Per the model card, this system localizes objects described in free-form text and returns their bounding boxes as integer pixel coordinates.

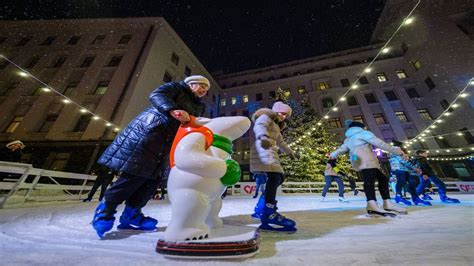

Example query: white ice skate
[320,196,325,202]
[383,199,408,215]
[338,197,349,203]
[366,200,397,217]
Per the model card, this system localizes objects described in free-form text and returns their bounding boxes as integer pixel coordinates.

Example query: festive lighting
[364,68,372,73]
[80,108,88,113]
[340,97,346,101]
[93,116,100,120]
[18,71,28,77]
[460,93,469,98]
[332,107,338,111]
[457,132,463,136]
[106,122,112,127]
[404,17,414,25]
[351,84,359,89]
[323,115,329,119]
[451,103,459,108]
[438,136,444,139]
[62,99,71,104]
[381,47,390,54]
[41,87,51,92]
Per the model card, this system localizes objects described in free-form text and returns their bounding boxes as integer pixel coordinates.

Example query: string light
[0,55,121,132]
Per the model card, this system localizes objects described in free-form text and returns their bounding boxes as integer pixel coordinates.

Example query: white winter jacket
[330,127,403,171]
[250,108,294,174]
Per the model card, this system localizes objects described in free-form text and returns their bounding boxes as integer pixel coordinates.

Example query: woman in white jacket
[330,120,408,217]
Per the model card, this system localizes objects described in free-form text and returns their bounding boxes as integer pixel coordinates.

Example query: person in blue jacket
[91,75,209,238]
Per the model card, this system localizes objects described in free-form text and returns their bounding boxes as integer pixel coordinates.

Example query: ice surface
[0,194,473,265]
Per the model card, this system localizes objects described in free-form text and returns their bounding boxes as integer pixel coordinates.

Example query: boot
[117,205,158,230]
[383,199,408,215]
[92,202,116,239]
[260,202,297,232]
[366,200,396,217]
[412,196,432,206]
[251,196,265,220]
[439,194,460,203]
[422,194,433,201]
[395,194,412,206]
[338,197,349,203]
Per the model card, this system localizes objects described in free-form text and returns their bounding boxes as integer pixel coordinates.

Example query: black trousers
[360,168,390,201]
[264,172,284,205]
[103,173,161,209]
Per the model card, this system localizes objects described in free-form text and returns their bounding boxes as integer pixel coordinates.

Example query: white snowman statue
[157,116,259,258]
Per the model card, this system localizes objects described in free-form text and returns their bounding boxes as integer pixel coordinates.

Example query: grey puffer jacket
[330,127,403,171]
[250,108,294,174]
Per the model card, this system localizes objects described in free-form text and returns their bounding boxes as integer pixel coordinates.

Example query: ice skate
[412,197,432,206]
[117,206,158,230]
[422,194,433,201]
[366,200,397,217]
[354,190,359,196]
[259,203,297,233]
[383,199,407,215]
[440,194,460,203]
[320,196,325,202]
[395,194,412,206]
[338,197,349,203]
[92,202,116,239]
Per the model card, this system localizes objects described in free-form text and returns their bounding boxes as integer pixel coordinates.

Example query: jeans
[416,175,446,196]
[321,175,345,197]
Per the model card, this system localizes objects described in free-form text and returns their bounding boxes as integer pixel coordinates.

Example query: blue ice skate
[259,202,297,233]
[251,196,265,220]
[422,194,433,201]
[92,202,116,239]
[117,206,158,230]
[440,194,460,203]
[412,197,432,206]
[395,195,412,206]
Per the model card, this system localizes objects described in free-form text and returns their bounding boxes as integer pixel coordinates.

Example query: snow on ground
[0,194,473,265]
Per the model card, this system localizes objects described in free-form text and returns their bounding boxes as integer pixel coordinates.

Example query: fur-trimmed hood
[251,108,287,130]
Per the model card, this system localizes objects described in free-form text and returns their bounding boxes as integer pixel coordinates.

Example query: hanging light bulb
[340,97,346,101]
[105,122,112,127]
[457,132,463,136]
[93,116,100,120]
[404,17,414,25]
[460,93,469,98]
[364,68,372,73]
[332,107,338,111]
[382,47,390,54]
[80,108,88,113]
[351,84,359,89]
[62,99,71,104]
[41,87,51,92]
[451,103,459,108]
[18,71,28,77]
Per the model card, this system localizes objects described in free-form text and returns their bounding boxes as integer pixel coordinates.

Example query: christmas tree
[272,88,351,181]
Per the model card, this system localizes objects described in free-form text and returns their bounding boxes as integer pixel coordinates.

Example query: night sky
[1,0,385,73]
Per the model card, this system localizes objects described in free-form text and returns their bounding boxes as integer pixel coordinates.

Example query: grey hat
[184,75,210,88]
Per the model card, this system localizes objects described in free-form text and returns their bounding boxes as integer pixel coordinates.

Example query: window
[243,95,249,103]
[107,55,122,67]
[318,82,330,90]
[4,116,23,133]
[231,97,237,105]
[395,111,409,123]
[79,56,95,67]
[373,113,386,125]
[256,93,263,101]
[347,96,358,106]
[425,77,436,90]
[435,138,451,148]
[64,82,78,95]
[50,153,70,171]
[410,59,422,71]
[297,86,306,94]
[364,93,377,103]
[405,87,419,98]
[376,72,387,82]
[327,117,342,129]
[440,99,451,111]
[221,99,226,106]
[359,76,369,84]
[118,34,132,44]
[67,36,81,45]
[417,109,432,120]
[16,37,31,46]
[396,70,408,79]
[163,71,173,83]
[269,91,276,98]
[460,127,474,144]
[91,35,106,45]
[353,115,364,124]
[52,56,66,68]
[39,114,58,133]
[25,56,39,69]
[171,52,180,66]
[73,114,92,132]
[384,91,398,101]
[283,88,291,97]
[340,78,350,87]
[40,36,56,46]
[94,81,109,95]
[184,66,192,76]
[322,98,334,108]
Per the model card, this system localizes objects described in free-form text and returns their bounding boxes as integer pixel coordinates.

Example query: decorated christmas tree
[272,88,351,181]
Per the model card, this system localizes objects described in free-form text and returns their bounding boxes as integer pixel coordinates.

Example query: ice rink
[0,194,473,265]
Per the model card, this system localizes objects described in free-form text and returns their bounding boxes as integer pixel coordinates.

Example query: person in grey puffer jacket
[250,101,298,232]
[330,120,408,216]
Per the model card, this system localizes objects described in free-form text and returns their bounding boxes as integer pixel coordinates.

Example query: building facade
[0,18,220,173]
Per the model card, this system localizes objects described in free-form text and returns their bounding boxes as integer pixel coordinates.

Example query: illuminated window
[376,73,387,82]
[318,82,330,90]
[353,115,364,124]
[283,88,291,97]
[297,86,306,94]
[396,69,408,79]
[94,81,109,95]
[243,95,249,103]
[327,117,342,129]
[395,111,409,123]
[221,99,226,106]
[410,59,422,71]
[417,109,432,120]
[374,113,386,125]
[4,116,23,133]
[231,97,237,105]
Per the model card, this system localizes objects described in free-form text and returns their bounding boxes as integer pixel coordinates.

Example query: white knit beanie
[184,75,210,88]
[272,101,292,117]
[6,140,25,149]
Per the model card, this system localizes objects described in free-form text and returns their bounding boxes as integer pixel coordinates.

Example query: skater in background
[253,172,266,198]
[320,159,348,202]
[388,141,430,206]
[0,140,25,163]
[90,75,208,238]
[413,150,460,203]
[338,170,359,196]
[83,165,116,202]
[249,101,298,232]
[330,120,408,217]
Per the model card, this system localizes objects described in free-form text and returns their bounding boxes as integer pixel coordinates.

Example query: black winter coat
[98,81,205,179]
[0,147,22,163]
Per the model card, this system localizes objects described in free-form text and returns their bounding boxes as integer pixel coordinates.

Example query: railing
[0,161,95,208]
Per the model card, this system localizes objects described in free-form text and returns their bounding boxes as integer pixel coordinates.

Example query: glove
[220,159,241,186]
[259,137,274,149]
